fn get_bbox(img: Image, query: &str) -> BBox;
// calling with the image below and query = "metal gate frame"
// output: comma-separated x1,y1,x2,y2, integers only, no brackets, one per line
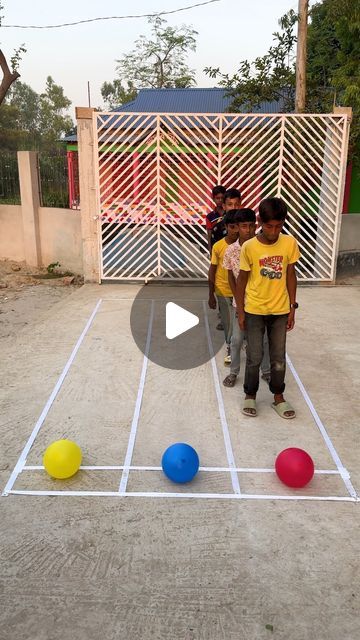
94,111,350,282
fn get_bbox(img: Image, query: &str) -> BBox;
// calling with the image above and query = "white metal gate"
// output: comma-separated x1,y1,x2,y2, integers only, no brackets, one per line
94,112,350,282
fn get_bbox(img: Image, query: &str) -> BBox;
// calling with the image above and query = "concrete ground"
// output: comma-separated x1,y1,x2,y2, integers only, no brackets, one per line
0,281,359,640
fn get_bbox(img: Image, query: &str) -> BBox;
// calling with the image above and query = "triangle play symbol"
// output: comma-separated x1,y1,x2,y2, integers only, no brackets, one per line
165,302,199,340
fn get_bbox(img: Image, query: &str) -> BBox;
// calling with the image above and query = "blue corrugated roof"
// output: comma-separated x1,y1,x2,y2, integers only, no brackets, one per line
114,88,233,113
64,89,283,142
113,88,283,114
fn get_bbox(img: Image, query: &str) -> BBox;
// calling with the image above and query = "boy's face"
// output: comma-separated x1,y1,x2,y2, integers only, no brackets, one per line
213,193,225,211
238,221,256,244
224,197,241,211
261,219,284,243
225,222,239,241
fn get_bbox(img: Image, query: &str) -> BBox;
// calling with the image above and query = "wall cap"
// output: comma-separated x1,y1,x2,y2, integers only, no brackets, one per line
75,107,96,120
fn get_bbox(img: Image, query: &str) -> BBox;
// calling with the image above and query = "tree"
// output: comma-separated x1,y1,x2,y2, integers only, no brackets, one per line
0,102,23,148
204,10,298,112
38,76,73,148
307,0,360,157
0,2,26,105
10,81,40,136
205,0,360,158
0,77,73,151
112,15,197,91
101,79,137,109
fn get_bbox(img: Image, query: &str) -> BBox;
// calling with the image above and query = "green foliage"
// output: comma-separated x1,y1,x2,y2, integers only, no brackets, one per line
114,15,197,90
101,79,137,109
204,10,298,112
307,0,360,158
38,76,73,148
47,262,61,274
205,0,360,158
1,77,73,152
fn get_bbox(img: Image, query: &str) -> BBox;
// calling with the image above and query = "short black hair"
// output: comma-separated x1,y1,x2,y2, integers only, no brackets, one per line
224,188,241,202
258,197,287,223
212,185,226,197
223,208,253,225
223,209,239,225
236,208,256,223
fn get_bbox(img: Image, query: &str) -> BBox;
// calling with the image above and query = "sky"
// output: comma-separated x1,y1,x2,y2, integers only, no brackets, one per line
1,0,315,121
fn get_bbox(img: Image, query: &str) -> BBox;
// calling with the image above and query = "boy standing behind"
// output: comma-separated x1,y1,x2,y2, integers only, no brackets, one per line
206,185,227,256
236,197,300,419
208,210,239,366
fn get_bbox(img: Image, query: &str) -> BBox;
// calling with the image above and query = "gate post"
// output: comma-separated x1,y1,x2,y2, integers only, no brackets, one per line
17,151,42,267
76,107,99,282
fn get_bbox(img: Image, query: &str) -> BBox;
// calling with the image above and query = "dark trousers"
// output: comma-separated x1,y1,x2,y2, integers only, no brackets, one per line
244,313,288,396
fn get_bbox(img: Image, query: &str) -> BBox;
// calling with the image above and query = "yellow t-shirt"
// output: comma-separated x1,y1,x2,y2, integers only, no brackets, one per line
239,233,300,314
211,237,233,297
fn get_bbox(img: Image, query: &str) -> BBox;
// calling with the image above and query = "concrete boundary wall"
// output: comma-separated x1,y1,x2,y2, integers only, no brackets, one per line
0,151,83,274
0,205,24,262
0,203,82,273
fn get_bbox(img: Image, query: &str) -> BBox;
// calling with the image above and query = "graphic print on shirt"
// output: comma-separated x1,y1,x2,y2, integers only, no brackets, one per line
259,255,283,279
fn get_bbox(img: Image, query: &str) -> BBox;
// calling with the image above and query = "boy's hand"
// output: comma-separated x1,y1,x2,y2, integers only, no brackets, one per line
287,309,295,331
208,293,217,309
238,310,245,331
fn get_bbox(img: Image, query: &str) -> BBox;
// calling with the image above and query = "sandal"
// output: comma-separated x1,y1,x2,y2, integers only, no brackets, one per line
223,374,237,388
272,401,296,419
242,398,257,417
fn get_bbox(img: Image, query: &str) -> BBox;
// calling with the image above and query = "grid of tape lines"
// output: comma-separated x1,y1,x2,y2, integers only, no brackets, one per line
96,112,349,282
2,299,358,502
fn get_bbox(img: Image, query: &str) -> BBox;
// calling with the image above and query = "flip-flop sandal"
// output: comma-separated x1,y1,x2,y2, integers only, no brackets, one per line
223,374,237,387
272,401,296,419
242,398,257,417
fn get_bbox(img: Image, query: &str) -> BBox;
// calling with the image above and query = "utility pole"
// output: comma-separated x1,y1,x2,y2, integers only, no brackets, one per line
87,81,91,108
295,0,308,113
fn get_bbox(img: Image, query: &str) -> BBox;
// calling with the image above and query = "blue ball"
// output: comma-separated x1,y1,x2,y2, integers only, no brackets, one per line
161,443,200,484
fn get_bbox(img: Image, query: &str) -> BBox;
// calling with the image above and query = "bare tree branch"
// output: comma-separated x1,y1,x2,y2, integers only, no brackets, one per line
0,49,20,105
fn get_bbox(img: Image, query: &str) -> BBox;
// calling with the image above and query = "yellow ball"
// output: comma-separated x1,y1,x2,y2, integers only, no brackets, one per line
43,439,82,479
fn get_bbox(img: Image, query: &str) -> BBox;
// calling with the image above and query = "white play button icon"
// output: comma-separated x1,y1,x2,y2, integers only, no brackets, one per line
165,302,199,340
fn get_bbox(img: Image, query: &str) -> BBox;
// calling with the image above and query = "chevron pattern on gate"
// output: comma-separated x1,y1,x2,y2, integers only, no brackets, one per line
94,112,349,282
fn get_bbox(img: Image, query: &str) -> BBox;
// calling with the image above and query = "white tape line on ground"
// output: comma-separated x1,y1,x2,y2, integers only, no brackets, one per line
22,465,343,474
2,299,103,497
203,302,240,494
118,300,154,494
7,490,357,502
286,353,357,499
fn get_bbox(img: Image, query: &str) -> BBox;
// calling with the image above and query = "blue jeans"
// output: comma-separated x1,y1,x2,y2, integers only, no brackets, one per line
231,308,270,377
244,313,288,396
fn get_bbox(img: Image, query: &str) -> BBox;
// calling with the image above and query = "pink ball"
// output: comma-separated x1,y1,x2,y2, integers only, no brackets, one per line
275,448,314,488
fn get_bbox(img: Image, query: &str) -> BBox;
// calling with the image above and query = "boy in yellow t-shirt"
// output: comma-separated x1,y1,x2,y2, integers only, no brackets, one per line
236,197,300,419
208,209,240,365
